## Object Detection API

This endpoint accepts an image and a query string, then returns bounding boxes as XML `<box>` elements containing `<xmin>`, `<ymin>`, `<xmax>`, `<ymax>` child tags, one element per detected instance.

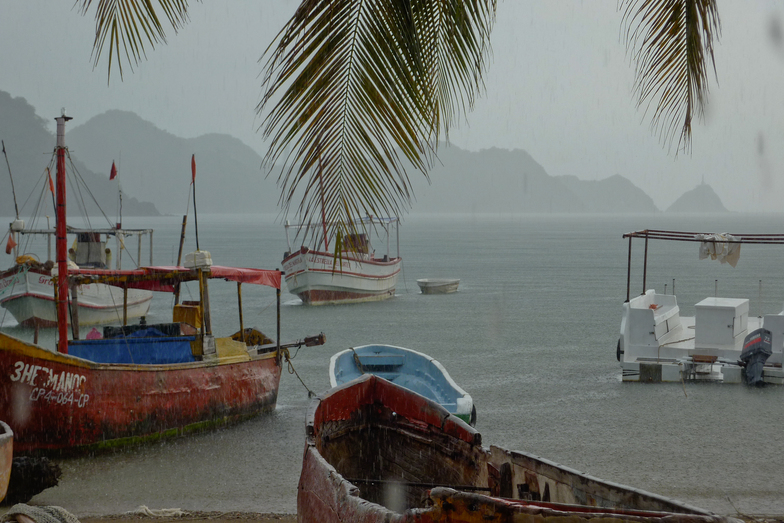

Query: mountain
<box><xmin>666</xmin><ymin>183</ymin><xmax>728</xmax><ymax>213</ymax></box>
<box><xmin>556</xmin><ymin>174</ymin><xmax>658</xmax><ymax>213</ymax></box>
<box><xmin>4</xmin><ymin>91</ymin><xmax>725</xmax><ymax>217</ymax></box>
<box><xmin>408</xmin><ymin>146</ymin><xmax>656</xmax><ymax>214</ymax></box>
<box><xmin>66</xmin><ymin>110</ymin><xmax>279</xmax><ymax>215</ymax></box>
<box><xmin>0</xmin><ymin>91</ymin><xmax>159</xmax><ymax>218</ymax></box>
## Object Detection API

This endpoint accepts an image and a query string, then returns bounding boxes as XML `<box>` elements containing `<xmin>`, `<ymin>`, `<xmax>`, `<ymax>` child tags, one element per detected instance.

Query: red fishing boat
<box><xmin>299</xmin><ymin>374</ymin><xmax>732</xmax><ymax>523</ymax></box>
<box><xmin>0</xmin><ymin>112</ymin><xmax>323</xmax><ymax>454</ymax></box>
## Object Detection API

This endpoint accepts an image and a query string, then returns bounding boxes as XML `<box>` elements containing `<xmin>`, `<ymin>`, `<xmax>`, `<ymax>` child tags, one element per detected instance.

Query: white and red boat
<box><xmin>1</xmin><ymin>138</ymin><xmax>154</xmax><ymax>328</ymax></box>
<box><xmin>0</xmin><ymin>228</ymin><xmax>153</xmax><ymax>327</ymax></box>
<box><xmin>281</xmin><ymin>216</ymin><xmax>401</xmax><ymax>305</ymax></box>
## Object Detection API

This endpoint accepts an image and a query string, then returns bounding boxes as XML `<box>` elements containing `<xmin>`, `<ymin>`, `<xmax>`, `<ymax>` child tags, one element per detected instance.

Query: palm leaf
<box><xmin>622</xmin><ymin>0</ymin><xmax>720</xmax><ymax>154</ymax></box>
<box><xmin>257</xmin><ymin>0</ymin><xmax>496</xmax><ymax>248</ymax></box>
<box><xmin>79</xmin><ymin>0</ymin><xmax>191</xmax><ymax>82</ymax></box>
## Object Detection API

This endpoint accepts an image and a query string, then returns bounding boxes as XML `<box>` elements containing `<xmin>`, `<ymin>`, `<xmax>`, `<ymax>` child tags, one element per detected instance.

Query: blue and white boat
<box><xmin>329</xmin><ymin>344</ymin><xmax>476</xmax><ymax>425</ymax></box>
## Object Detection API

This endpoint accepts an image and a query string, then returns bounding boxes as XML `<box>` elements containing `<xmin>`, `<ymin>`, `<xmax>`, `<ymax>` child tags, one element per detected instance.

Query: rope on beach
<box><xmin>2</xmin><ymin>504</ymin><xmax>81</xmax><ymax>523</ymax></box>
<box><xmin>281</xmin><ymin>347</ymin><xmax>315</xmax><ymax>397</ymax></box>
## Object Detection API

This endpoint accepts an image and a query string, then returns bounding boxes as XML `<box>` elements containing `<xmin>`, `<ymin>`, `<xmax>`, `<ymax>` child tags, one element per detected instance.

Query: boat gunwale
<box><xmin>0</xmin><ymin>330</ymin><xmax>279</xmax><ymax>372</ymax></box>
<box><xmin>328</xmin><ymin>344</ymin><xmax>473</xmax><ymax>419</ymax></box>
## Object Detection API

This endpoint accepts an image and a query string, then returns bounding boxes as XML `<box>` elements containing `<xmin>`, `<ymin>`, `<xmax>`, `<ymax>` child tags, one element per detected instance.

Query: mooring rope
<box><xmin>281</xmin><ymin>347</ymin><xmax>315</xmax><ymax>397</ymax></box>
<box><xmin>350</xmin><ymin>347</ymin><xmax>364</xmax><ymax>374</ymax></box>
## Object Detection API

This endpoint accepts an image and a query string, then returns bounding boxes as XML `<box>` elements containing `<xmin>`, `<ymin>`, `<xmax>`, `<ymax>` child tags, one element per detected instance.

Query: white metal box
<box><xmin>695</xmin><ymin>297</ymin><xmax>749</xmax><ymax>348</ymax></box>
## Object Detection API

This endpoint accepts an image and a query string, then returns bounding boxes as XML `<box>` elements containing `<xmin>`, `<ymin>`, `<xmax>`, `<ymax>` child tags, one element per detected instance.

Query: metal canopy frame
<box><xmin>623</xmin><ymin>229</ymin><xmax>784</xmax><ymax>302</ymax></box>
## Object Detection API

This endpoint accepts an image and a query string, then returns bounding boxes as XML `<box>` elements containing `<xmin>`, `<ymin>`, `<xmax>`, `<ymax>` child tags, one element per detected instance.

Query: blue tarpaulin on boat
<box><xmin>69</xmin><ymin>334</ymin><xmax>197</xmax><ymax>364</ymax></box>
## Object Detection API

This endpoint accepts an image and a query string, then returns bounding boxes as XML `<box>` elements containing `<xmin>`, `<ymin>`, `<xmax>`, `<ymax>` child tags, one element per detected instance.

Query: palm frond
<box><xmin>258</xmin><ymin>0</ymin><xmax>496</xmax><ymax>247</ymax></box>
<box><xmin>622</xmin><ymin>0</ymin><xmax>720</xmax><ymax>154</ymax></box>
<box><xmin>79</xmin><ymin>0</ymin><xmax>191</xmax><ymax>82</ymax></box>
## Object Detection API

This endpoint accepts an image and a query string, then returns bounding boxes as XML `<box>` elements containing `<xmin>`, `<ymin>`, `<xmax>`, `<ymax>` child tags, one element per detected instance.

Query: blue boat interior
<box><xmin>334</xmin><ymin>345</ymin><xmax>461</xmax><ymax>414</ymax></box>
<box><xmin>69</xmin><ymin>324</ymin><xmax>196</xmax><ymax>365</ymax></box>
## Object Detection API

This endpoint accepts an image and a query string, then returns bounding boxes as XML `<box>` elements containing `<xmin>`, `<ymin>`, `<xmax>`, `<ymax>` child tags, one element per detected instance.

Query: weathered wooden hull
<box><xmin>282</xmin><ymin>248</ymin><xmax>400</xmax><ymax>305</ymax></box>
<box><xmin>0</xmin><ymin>421</ymin><xmax>12</xmax><ymax>502</ymax></box>
<box><xmin>0</xmin><ymin>266</ymin><xmax>152</xmax><ymax>327</ymax></box>
<box><xmin>299</xmin><ymin>374</ymin><xmax>732</xmax><ymax>523</ymax></box>
<box><xmin>0</xmin><ymin>331</ymin><xmax>281</xmax><ymax>454</ymax></box>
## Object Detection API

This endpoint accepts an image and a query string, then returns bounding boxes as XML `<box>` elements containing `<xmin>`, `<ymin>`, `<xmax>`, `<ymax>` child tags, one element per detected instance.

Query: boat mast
<box><xmin>1</xmin><ymin>140</ymin><xmax>19</xmax><ymax>219</ymax></box>
<box><xmin>55</xmin><ymin>111</ymin><xmax>72</xmax><ymax>355</ymax></box>
<box><xmin>318</xmin><ymin>154</ymin><xmax>328</xmax><ymax>251</ymax></box>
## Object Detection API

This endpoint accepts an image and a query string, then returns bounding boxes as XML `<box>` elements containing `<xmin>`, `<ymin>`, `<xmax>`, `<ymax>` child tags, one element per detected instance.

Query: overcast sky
<box><xmin>1</xmin><ymin>1</ymin><xmax>783</xmax><ymax>212</ymax></box>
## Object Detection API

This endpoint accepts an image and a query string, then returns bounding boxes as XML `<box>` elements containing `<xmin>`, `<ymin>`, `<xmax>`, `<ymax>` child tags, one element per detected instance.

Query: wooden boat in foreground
<box><xmin>282</xmin><ymin>216</ymin><xmax>401</xmax><ymax>305</ymax></box>
<box><xmin>0</xmin><ymin>421</ymin><xmax>12</xmax><ymax>501</ymax></box>
<box><xmin>330</xmin><ymin>344</ymin><xmax>475</xmax><ymax>425</ymax></box>
<box><xmin>299</xmin><ymin>374</ymin><xmax>734</xmax><ymax>523</ymax></box>
<box><xmin>416</xmin><ymin>278</ymin><xmax>460</xmax><ymax>294</ymax></box>
<box><xmin>0</xmin><ymin>113</ymin><xmax>325</xmax><ymax>454</ymax></box>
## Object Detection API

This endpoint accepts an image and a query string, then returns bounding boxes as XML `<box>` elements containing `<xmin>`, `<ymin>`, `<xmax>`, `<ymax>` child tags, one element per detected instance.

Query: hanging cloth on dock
<box><xmin>696</xmin><ymin>233</ymin><xmax>741</xmax><ymax>267</ymax></box>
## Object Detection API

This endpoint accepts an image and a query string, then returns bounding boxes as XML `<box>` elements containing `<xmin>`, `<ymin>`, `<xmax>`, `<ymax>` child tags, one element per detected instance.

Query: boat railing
<box><xmin>13</xmin><ymin>226</ymin><xmax>154</xmax><ymax>269</ymax></box>
<box><xmin>284</xmin><ymin>217</ymin><xmax>400</xmax><ymax>259</ymax></box>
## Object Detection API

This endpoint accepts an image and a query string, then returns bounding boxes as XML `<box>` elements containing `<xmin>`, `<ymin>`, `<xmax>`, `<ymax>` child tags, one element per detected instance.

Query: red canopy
<box><xmin>68</xmin><ymin>265</ymin><xmax>281</xmax><ymax>291</ymax></box>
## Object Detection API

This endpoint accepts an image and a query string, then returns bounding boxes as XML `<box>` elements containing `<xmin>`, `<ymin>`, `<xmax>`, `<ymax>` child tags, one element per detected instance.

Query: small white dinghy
<box><xmin>417</xmin><ymin>278</ymin><xmax>460</xmax><ymax>294</ymax></box>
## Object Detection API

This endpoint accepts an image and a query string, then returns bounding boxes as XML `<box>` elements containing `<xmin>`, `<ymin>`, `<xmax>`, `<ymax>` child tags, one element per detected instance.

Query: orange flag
<box><xmin>47</xmin><ymin>168</ymin><xmax>54</xmax><ymax>194</ymax></box>
<box><xmin>191</xmin><ymin>154</ymin><xmax>196</xmax><ymax>184</ymax></box>
<box><xmin>110</xmin><ymin>161</ymin><xmax>117</xmax><ymax>180</ymax></box>
<box><xmin>5</xmin><ymin>233</ymin><xmax>16</xmax><ymax>255</ymax></box>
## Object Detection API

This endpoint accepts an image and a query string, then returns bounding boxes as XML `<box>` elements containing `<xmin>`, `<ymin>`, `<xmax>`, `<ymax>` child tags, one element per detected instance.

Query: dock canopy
<box><xmin>66</xmin><ymin>265</ymin><xmax>282</xmax><ymax>292</ymax></box>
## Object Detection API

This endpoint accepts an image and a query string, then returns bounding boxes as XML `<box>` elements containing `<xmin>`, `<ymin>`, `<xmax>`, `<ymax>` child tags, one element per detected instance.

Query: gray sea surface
<box><xmin>4</xmin><ymin>212</ymin><xmax>784</xmax><ymax>517</ymax></box>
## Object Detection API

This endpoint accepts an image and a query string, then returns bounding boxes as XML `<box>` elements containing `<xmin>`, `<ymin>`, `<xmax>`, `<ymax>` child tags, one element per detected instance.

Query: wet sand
<box><xmin>80</xmin><ymin>513</ymin><xmax>296</xmax><ymax>523</ymax></box>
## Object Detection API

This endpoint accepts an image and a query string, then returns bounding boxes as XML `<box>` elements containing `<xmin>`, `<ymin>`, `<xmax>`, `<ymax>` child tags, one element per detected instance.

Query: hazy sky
<box><xmin>1</xmin><ymin>1</ymin><xmax>783</xmax><ymax>212</ymax></box>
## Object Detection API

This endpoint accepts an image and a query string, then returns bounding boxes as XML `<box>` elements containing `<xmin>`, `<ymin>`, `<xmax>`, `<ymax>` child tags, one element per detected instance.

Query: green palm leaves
<box><xmin>622</xmin><ymin>0</ymin><xmax>720</xmax><ymax>154</ymax></box>
<box><xmin>257</xmin><ymin>0</ymin><xmax>496</xmax><ymax>246</ymax></box>
<box><xmin>77</xmin><ymin>1</ymin><xmax>723</xmax><ymax>241</ymax></box>
<box><xmin>78</xmin><ymin>0</ymin><xmax>190</xmax><ymax>82</ymax></box>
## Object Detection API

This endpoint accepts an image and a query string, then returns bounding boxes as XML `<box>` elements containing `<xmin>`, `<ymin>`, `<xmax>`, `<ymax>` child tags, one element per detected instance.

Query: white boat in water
<box><xmin>417</xmin><ymin>278</ymin><xmax>460</xmax><ymax>294</ymax></box>
<box><xmin>618</xmin><ymin>229</ymin><xmax>784</xmax><ymax>385</ymax></box>
<box><xmin>1</xmin><ymin>227</ymin><xmax>153</xmax><ymax>327</ymax></box>
<box><xmin>1</xmin><ymin>141</ymin><xmax>153</xmax><ymax>328</ymax></box>
<box><xmin>281</xmin><ymin>216</ymin><xmax>401</xmax><ymax>305</ymax></box>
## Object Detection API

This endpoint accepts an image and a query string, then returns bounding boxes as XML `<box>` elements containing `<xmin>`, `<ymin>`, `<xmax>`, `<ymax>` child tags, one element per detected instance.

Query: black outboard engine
<box><xmin>740</xmin><ymin>328</ymin><xmax>772</xmax><ymax>386</ymax></box>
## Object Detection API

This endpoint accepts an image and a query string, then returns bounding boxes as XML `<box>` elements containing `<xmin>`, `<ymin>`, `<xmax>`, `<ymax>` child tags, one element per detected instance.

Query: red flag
<box><xmin>5</xmin><ymin>233</ymin><xmax>16</xmax><ymax>255</ymax></box>
<box><xmin>191</xmin><ymin>154</ymin><xmax>196</xmax><ymax>184</ymax></box>
<box><xmin>46</xmin><ymin>168</ymin><xmax>54</xmax><ymax>194</ymax></box>
<box><xmin>110</xmin><ymin>161</ymin><xmax>117</xmax><ymax>180</ymax></box>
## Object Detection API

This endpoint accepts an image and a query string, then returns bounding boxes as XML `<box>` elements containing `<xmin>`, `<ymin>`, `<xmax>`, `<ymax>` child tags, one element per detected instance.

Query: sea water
<box><xmin>7</xmin><ymin>212</ymin><xmax>784</xmax><ymax>517</ymax></box>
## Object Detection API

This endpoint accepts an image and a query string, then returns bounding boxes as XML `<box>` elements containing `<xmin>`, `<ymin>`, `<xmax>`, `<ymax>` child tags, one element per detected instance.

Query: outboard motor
<box><xmin>740</xmin><ymin>328</ymin><xmax>772</xmax><ymax>386</ymax></box>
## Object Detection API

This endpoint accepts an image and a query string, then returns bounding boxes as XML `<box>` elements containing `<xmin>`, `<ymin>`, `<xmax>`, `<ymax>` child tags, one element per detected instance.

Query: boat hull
<box><xmin>619</xmin><ymin>290</ymin><xmax>784</xmax><ymax>384</ymax></box>
<box><xmin>299</xmin><ymin>374</ymin><xmax>730</xmax><ymax>523</ymax></box>
<box><xmin>0</xmin><ymin>331</ymin><xmax>281</xmax><ymax>454</ymax></box>
<box><xmin>417</xmin><ymin>278</ymin><xmax>460</xmax><ymax>294</ymax></box>
<box><xmin>0</xmin><ymin>266</ymin><xmax>152</xmax><ymax>327</ymax></box>
<box><xmin>0</xmin><ymin>421</ymin><xmax>12</xmax><ymax>502</ymax></box>
<box><xmin>282</xmin><ymin>248</ymin><xmax>400</xmax><ymax>305</ymax></box>
<box><xmin>330</xmin><ymin>344</ymin><xmax>475</xmax><ymax>425</ymax></box>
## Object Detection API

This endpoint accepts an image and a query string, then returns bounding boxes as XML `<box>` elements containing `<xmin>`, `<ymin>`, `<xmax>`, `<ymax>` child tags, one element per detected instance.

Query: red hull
<box><xmin>297</xmin><ymin>288</ymin><xmax>395</xmax><ymax>305</ymax></box>
<box><xmin>0</xmin><ymin>333</ymin><xmax>281</xmax><ymax>454</ymax></box>
<box><xmin>298</xmin><ymin>375</ymin><xmax>727</xmax><ymax>523</ymax></box>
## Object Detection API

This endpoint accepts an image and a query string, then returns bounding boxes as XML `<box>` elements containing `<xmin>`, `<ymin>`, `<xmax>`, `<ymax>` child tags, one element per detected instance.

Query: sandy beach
<box><xmin>80</xmin><ymin>513</ymin><xmax>296</xmax><ymax>523</ymax></box>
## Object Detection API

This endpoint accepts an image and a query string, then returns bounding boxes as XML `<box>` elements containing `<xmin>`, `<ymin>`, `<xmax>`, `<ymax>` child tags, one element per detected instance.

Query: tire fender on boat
<box><xmin>616</xmin><ymin>339</ymin><xmax>623</xmax><ymax>362</ymax></box>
